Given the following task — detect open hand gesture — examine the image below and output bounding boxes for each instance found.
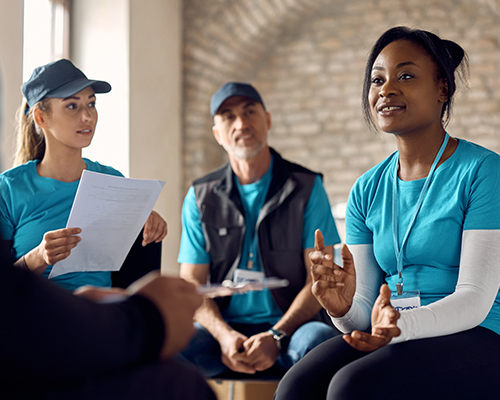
[310,229,356,317]
[343,284,401,351]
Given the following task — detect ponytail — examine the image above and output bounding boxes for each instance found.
[442,38,469,93]
[443,39,465,70]
[14,99,50,166]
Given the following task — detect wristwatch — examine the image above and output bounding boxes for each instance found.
[267,328,287,350]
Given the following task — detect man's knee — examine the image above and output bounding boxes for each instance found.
[293,321,340,348]
[284,321,339,366]
[178,325,227,377]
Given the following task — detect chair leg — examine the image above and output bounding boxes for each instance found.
[228,381,235,400]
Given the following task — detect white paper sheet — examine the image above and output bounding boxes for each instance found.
[49,170,165,279]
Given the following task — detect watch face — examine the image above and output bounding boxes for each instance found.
[269,329,286,341]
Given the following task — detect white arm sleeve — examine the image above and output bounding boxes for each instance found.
[330,243,384,333]
[393,230,500,343]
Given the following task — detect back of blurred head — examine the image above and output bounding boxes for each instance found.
[15,59,111,166]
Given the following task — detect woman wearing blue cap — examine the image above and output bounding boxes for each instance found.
[0,59,167,291]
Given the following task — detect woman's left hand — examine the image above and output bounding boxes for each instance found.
[343,284,401,352]
[142,211,168,246]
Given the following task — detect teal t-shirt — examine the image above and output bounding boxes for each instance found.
[0,158,123,291]
[178,156,341,324]
[346,139,500,334]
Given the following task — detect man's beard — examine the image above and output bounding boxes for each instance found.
[222,141,265,160]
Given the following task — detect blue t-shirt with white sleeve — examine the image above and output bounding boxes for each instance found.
[346,139,500,334]
[178,156,340,324]
[0,158,123,291]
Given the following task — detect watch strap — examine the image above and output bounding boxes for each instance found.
[267,328,287,350]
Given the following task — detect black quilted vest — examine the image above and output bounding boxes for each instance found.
[193,148,319,314]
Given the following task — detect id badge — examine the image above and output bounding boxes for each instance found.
[390,290,420,311]
[233,269,265,283]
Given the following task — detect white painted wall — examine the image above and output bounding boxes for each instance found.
[71,0,183,274]
[0,0,24,171]
[22,0,55,81]
[129,0,183,275]
[72,0,130,177]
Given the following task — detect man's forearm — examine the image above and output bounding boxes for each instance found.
[180,262,235,342]
[273,246,332,335]
[195,297,235,342]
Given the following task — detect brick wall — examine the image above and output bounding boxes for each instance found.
[182,0,500,207]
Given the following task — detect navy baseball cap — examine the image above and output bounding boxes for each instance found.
[22,59,111,108]
[210,82,265,117]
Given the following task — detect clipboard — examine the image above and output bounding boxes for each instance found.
[198,277,289,298]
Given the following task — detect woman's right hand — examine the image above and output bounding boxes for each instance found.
[343,284,400,351]
[25,227,82,273]
[310,229,356,317]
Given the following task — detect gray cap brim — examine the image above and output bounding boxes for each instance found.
[46,78,111,99]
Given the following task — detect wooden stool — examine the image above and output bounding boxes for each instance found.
[208,377,279,400]
[208,371,281,400]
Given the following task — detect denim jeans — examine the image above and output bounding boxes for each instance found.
[179,321,341,377]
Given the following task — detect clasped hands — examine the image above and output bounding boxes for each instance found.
[219,330,280,374]
[310,229,400,352]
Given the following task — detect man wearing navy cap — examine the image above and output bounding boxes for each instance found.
[178,82,342,377]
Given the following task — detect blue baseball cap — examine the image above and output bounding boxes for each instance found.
[210,82,265,117]
[22,59,111,108]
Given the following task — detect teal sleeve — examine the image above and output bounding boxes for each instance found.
[463,154,500,230]
[302,175,340,249]
[0,175,14,239]
[177,186,211,264]
[103,166,123,177]
[346,177,374,245]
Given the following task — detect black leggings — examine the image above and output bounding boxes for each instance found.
[274,326,500,400]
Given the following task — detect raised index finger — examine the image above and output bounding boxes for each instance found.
[378,284,392,307]
[314,229,325,251]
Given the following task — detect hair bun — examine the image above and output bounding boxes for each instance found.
[442,39,465,70]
